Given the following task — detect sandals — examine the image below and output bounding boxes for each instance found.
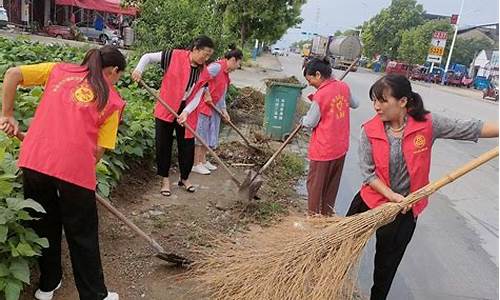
[160,180,171,197]
[178,181,196,193]
[160,189,171,197]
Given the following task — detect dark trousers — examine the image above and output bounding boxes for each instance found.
[306,155,345,215]
[155,103,195,180]
[23,168,108,300]
[347,192,417,300]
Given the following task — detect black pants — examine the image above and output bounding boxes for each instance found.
[347,192,417,300]
[155,103,195,180]
[23,168,108,300]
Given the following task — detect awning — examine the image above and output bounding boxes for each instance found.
[55,0,138,16]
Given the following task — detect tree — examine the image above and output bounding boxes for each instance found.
[397,19,453,65]
[132,0,230,53]
[361,0,425,59]
[452,37,494,66]
[128,0,305,53]
[221,0,305,47]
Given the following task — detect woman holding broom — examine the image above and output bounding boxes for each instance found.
[1,46,126,300]
[132,35,215,196]
[347,74,498,300]
[184,47,243,175]
[301,57,359,215]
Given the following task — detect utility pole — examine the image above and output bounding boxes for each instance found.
[442,0,465,84]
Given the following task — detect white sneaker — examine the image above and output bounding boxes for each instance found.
[192,164,211,175]
[204,161,217,171]
[34,281,62,300]
[104,292,119,300]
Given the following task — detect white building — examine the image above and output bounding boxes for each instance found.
[470,50,499,79]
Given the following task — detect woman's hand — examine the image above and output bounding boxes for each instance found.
[222,110,230,123]
[131,70,142,82]
[0,116,19,137]
[387,192,412,214]
[204,91,213,105]
[177,111,188,125]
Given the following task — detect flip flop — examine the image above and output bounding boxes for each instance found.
[160,188,171,197]
[178,181,196,193]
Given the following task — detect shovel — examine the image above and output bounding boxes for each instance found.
[139,80,242,187]
[209,102,261,151]
[13,132,191,265]
[238,57,361,200]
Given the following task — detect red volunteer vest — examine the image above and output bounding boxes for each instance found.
[199,60,230,117]
[308,79,351,161]
[156,49,209,138]
[360,114,433,217]
[18,63,125,190]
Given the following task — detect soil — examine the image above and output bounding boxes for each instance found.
[20,133,309,300]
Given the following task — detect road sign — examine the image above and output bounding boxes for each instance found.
[427,31,448,64]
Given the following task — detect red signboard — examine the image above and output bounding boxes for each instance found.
[432,31,448,40]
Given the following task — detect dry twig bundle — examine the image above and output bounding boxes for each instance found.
[188,147,498,300]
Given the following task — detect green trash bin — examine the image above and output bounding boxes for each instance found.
[263,81,306,140]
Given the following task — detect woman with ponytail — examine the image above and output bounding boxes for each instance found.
[181,46,243,175]
[347,74,499,300]
[1,46,126,300]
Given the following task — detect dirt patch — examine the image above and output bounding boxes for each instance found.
[228,87,265,125]
[264,75,302,85]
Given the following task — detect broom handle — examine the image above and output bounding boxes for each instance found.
[402,146,499,207]
[95,194,166,253]
[209,102,254,148]
[252,123,303,178]
[139,80,242,186]
[338,57,360,81]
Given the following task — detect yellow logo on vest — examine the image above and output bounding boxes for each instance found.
[413,134,428,153]
[73,85,95,104]
[329,95,346,119]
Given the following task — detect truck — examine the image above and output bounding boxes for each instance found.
[308,35,362,71]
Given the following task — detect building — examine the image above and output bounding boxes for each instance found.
[458,23,499,45]
[2,0,136,29]
[470,49,499,80]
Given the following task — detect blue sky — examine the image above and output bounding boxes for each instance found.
[276,0,499,47]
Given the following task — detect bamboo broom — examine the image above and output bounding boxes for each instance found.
[188,147,499,300]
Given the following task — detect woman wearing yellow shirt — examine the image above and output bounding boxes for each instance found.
[1,46,125,300]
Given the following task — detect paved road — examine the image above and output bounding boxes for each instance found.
[279,54,499,300]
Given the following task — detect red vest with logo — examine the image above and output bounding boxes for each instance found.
[308,79,351,161]
[199,60,230,117]
[18,63,125,190]
[360,114,433,217]
[157,49,209,138]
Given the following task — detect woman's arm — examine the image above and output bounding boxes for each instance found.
[480,122,499,138]
[1,67,23,136]
[131,52,162,82]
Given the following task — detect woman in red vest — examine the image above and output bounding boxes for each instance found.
[302,57,359,215]
[186,48,243,175]
[1,46,126,300]
[132,36,214,196]
[346,74,498,300]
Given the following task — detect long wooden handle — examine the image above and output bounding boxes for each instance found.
[139,80,241,186]
[209,103,254,148]
[252,124,303,180]
[401,146,499,207]
[95,194,166,253]
[338,57,360,81]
